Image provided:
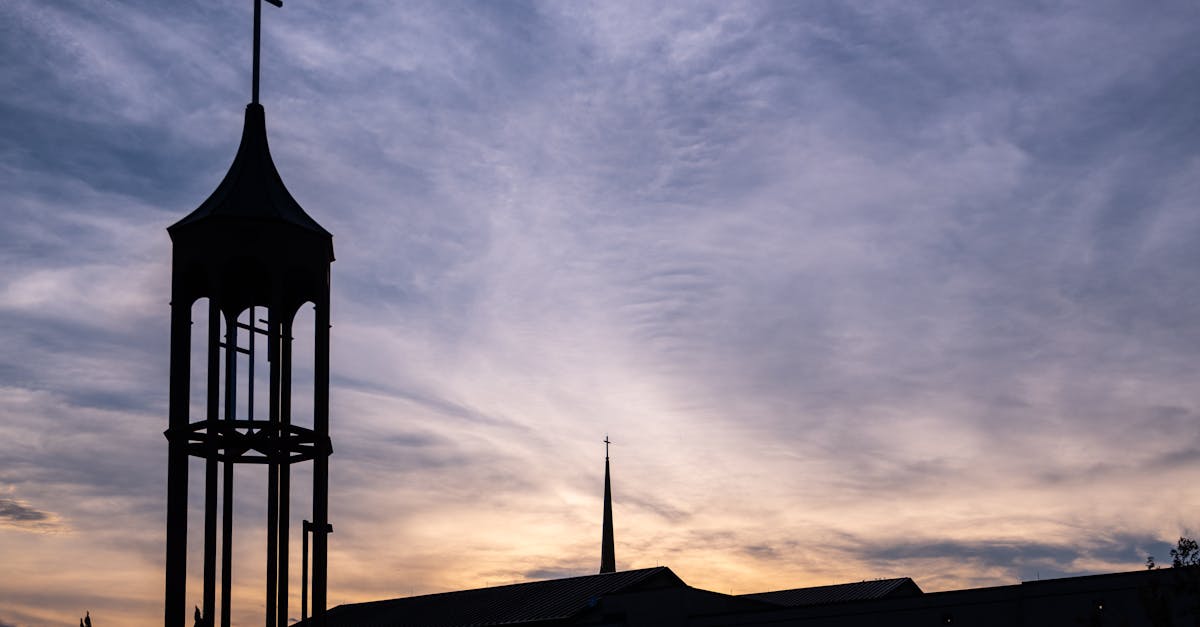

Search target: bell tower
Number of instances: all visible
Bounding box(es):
[163,2,334,625]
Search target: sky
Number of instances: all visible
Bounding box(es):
[2,0,1200,625]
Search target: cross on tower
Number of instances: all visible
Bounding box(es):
[604,435,611,460]
[252,0,284,104]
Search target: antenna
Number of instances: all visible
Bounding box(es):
[252,0,284,104]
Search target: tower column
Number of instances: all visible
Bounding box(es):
[164,297,192,627]
[276,317,293,627]
[203,300,221,624]
[220,309,238,627]
[266,307,280,627]
[312,292,331,620]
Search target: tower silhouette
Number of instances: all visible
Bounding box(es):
[163,2,333,626]
[600,437,615,574]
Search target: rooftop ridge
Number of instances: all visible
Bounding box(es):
[745,576,916,596]
[339,566,674,609]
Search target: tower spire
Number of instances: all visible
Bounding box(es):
[600,436,615,574]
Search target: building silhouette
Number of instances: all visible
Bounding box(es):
[298,567,1200,626]
[294,445,1198,626]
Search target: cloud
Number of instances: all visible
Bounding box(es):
[0,497,61,532]
[842,533,1177,587]
[0,498,48,522]
[866,535,1158,571]
[523,565,590,582]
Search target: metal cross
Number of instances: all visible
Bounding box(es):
[604,435,611,459]
[252,0,284,104]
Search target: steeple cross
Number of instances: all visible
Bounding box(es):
[252,0,284,104]
[604,435,611,460]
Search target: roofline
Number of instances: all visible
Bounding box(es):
[740,577,918,598]
[330,566,680,611]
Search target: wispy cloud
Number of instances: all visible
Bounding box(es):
[0,497,61,532]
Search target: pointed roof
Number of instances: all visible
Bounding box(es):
[315,567,685,627]
[600,439,615,574]
[169,103,333,261]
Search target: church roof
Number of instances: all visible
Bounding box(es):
[314,567,685,627]
[169,103,333,257]
[739,577,923,607]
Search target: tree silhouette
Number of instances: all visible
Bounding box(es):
[1171,537,1200,568]
[1142,536,1200,626]
[1147,536,1200,570]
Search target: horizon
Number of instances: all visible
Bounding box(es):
[2,1,1200,625]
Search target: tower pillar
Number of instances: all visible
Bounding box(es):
[164,297,191,625]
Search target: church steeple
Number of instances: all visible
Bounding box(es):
[600,436,616,574]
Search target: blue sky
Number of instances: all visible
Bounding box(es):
[2,1,1200,625]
